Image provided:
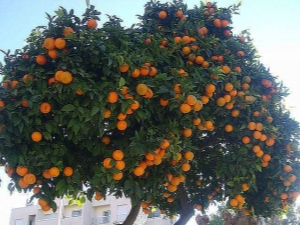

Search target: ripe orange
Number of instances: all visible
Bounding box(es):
[40,102,51,114]
[43,37,55,50]
[115,160,126,170]
[231,109,240,117]
[182,46,191,55]
[230,199,238,207]
[216,97,226,106]
[193,100,203,111]
[221,65,231,74]
[60,71,73,84]
[133,166,145,176]
[136,84,148,95]
[31,132,42,142]
[112,150,124,161]
[87,19,97,29]
[36,55,47,65]
[54,38,66,49]
[63,27,74,37]
[23,74,34,83]
[108,92,119,103]
[131,68,140,78]
[180,103,192,114]
[149,67,157,76]
[159,98,169,107]
[283,165,292,173]
[213,19,222,28]
[195,56,204,64]
[49,167,60,177]
[16,166,28,176]
[48,50,58,59]
[182,128,192,137]
[241,183,249,191]
[205,84,216,94]
[241,136,250,144]
[181,163,191,171]
[116,120,127,131]
[63,167,73,177]
[247,122,256,130]
[224,124,233,132]
[160,139,170,149]
[184,151,194,161]
[23,173,36,184]
[119,63,129,73]
[113,172,123,180]
[103,158,113,169]
[186,95,197,105]
[158,11,167,19]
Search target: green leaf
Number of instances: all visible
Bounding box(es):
[119,77,126,88]
[226,181,235,187]
[61,104,76,112]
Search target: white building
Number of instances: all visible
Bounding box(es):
[9,195,175,225]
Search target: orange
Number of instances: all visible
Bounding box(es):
[49,167,60,177]
[231,109,240,117]
[288,174,297,183]
[36,55,47,65]
[247,122,256,130]
[224,83,234,92]
[168,184,177,192]
[195,56,204,64]
[265,138,275,146]
[193,118,201,125]
[33,187,41,194]
[117,112,127,121]
[171,177,180,186]
[182,36,191,44]
[160,139,170,149]
[112,150,124,160]
[201,96,209,104]
[101,136,111,145]
[60,71,73,84]
[230,199,239,207]
[104,109,111,118]
[241,183,249,191]
[31,132,42,142]
[43,170,51,179]
[103,158,113,169]
[224,124,233,132]
[252,145,261,153]
[255,150,264,158]
[63,167,73,177]
[113,172,123,180]
[158,11,167,19]
[262,154,271,162]
[54,38,66,49]
[149,67,157,76]
[182,128,192,137]
[115,160,126,170]
[213,19,222,28]
[186,95,197,105]
[116,120,127,131]
[181,163,191,171]
[23,74,34,83]
[173,84,182,94]
[133,166,145,176]
[87,19,97,29]
[119,63,129,73]
[182,46,191,55]
[241,136,250,144]
[184,151,194,161]
[48,50,58,59]
[283,165,292,173]
[43,37,55,50]
[131,68,140,78]
[108,91,118,103]
[18,178,29,188]
[40,102,51,114]
[136,84,148,95]
[160,98,169,107]
[202,61,210,68]
[38,198,48,207]
[16,166,28,176]
[205,84,216,94]
[180,103,192,114]
[221,65,231,74]
[253,131,262,140]
[255,123,263,131]
[193,100,203,111]
[21,100,29,107]
[63,27,74,37]
[216,97,226,106]
[23,173,36,184]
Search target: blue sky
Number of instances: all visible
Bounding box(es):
[0,0,300,224]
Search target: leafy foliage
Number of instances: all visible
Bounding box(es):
[0,0,299,221]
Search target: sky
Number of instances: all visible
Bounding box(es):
[0,0,300,224]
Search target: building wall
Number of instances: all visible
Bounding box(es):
[10,195,170,225]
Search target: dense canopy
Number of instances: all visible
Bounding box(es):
[0,1,299,224]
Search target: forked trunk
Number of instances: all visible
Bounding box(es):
[174,184,194,225]
[122,199,141,225]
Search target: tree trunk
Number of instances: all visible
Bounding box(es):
[122,199,142,225]
[174,184,195,225]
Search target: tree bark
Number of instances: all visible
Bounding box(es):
[174,184,195,225]
[122,199,142,225]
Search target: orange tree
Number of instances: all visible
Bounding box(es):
[0,1,299,224]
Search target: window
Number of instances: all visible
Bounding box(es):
[117,205,129,222]
[14,219,23,225]
[72,210,82,217]
[28,215,36,225]
[102,210,110,223]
